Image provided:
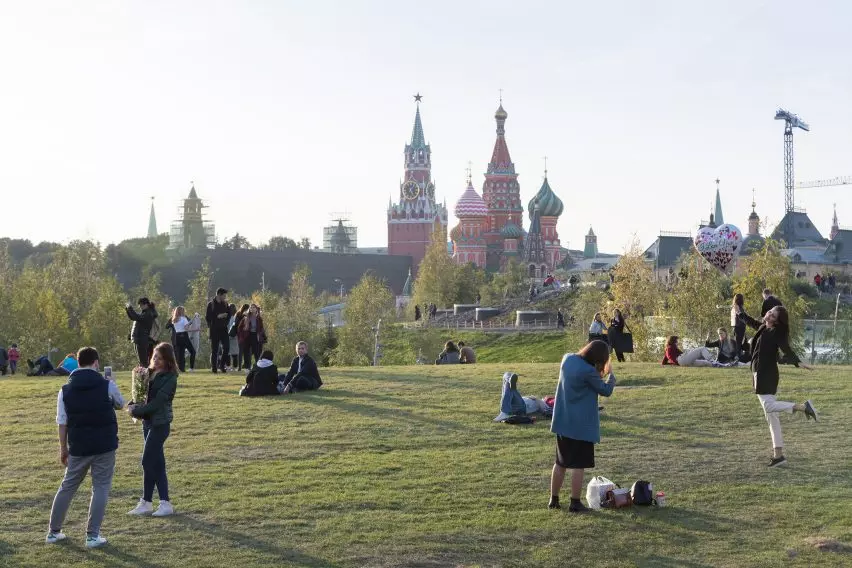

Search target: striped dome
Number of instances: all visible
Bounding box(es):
[449,223,463,241]
[454,180,488,218]
[527,176,564,219]
[500,221,523,239]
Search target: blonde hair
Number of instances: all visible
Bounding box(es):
[172,306,186,323]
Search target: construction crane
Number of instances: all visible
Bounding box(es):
[774,108,810,241]
[797,176,852,189]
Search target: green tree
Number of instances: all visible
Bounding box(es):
[330,272,396,366]
[184,258,214,364]
[666,250,731,344]
[263,236,300,251]
[608,239,663,360]
[412,227,457,310]
[218,233,254,250]
[81,276,137,368]
[129,267,172,342]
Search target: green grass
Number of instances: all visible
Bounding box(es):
[1,363,851,567]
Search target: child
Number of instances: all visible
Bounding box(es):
[8,344,20,375]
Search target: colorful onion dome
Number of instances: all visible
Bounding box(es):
[527,176,563,218]
[454,180,488,218]
[500,221,523,239]
[449,222,463,241]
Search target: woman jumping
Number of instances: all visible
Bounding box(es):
[738,304,817,467]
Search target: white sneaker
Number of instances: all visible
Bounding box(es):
[127,499,153,515]
[85,535,108,548]
[493,412,511,422]
[151,501,174,517]
[45,531,67,544]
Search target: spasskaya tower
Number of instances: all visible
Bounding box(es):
[387,94,448,272]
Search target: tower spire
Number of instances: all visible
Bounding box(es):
[147,197,157,238]
[831,203,840,240]
[714,178,724,225]
[410,94,426,148]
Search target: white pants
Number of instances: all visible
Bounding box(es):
[757,394,795,448]
[677,347,714,367]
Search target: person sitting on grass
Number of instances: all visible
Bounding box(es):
[705,328,742,364]
[436,341,461,365]
[47,353,79,376]
[279,341,323,394]
[661,336,714,367]
[27,354,55,376]
[549,340,616,513]
[240,350,279,397]
[458,341,477,364]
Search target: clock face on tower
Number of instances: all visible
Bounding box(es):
[425,182,435,200]
[402,180,420,201]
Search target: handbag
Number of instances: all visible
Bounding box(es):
[620,332,634,354]
[603,487,632,509]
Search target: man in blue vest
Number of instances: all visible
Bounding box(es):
[46,347,126,549]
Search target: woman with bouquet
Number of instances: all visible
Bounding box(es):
[127,342,178,517]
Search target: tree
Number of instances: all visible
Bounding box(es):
[81,276,137,368]
[218,233,254,250]
[299,237,311,250]
[666,250,731,344]
[734,237,810,345]
[608,239,663,360]
[184,258,215,364]
[272,265,323,359]
[330,272,395,366]
[263,236,300,251]
[411,226,457,309]
[129,267,172,341]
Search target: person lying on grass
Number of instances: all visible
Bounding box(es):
[240,350,279,397]
[661,336,714,367]
[279,341,322,394]
[549,340,616,513]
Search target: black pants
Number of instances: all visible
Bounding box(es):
[282,374,321,392]
[733,322,746,353]
[174,332,196,372]
[134,341,151,366]
[613,349,625,362]
[242,332,260,370]
[210,330,229,371]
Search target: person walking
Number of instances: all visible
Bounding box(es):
[548,340,616,512]
[127,342,179,517]
[46,347,125,548]
[737,304,817,467]
[167,306,196,373]
[609,309,629,362]
[126,298,158,367]
[205,288,230,374]
[238,304,265,370]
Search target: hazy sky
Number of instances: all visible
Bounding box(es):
[2,1,851,254]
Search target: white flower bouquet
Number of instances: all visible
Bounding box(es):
[130,366,149,424]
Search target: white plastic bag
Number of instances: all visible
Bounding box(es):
[586,476,615,509]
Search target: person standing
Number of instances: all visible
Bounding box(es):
[127,342,178,517]
[549,340,616,512]
[238,304,265,370]
[205,287,230,374]
[188,313,202,356]
[233,303,249,370]
[760,288,782,318]
[227,304,239,370]
[8,343,19,375]
[738,304,817,467]
[556,309,566,330]
[731,293,747,356]
[609,309,629,362]
[0,344,7,375]
[126,298,158,367]
[280,341,323,394]
[167,306,196,373]
[46,347,125,548]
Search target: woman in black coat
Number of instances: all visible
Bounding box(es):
[240,350,279,396]
[608,309,629,363]
[126,298,158,366]
[738,304,816,467]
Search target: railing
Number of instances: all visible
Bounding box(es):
[402,319,558,330]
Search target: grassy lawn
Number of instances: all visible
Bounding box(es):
[1,363,851,567]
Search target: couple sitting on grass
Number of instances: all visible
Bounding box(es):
[240,341,322,397]
[435,341,476,365]
[662,328,747,367]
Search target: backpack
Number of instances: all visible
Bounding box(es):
[630,480,654,506]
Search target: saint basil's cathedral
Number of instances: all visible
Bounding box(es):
[387,98,565,278]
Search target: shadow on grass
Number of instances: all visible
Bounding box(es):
[637,555,715,568]
[168,514,341,567]
[298,395,467,431]
[99,546,170,568]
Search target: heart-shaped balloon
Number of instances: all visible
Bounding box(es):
[694,224,743,274]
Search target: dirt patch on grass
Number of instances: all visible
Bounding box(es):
[804,536,852,554]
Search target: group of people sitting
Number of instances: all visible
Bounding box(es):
[239,341,323,397]
[26,353,80,376]
[435,341,477,365]
[662,289,784,367]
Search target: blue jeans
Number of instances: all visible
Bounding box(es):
[142,422,170,502]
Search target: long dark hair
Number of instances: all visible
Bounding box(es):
[666,335,679,347]
[733,293,744,308]
[237,303,250,318]
[578,340,610,371]
[773,305,791,338]
[444,341,459,353]
[150,342,178,374]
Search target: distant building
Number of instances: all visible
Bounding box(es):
[147,198,158,238]
[561,226,620,275]
[741,195,765,255]
[322,219,358,254]
[167,184,216,252]
[644,232,693,280]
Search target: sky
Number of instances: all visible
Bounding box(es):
[1,0,851,254]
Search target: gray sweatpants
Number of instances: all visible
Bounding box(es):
[49,450,115,537]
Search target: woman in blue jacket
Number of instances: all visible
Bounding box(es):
[549,340,616,512]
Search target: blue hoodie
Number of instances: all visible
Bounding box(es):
[550,354,616,443]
